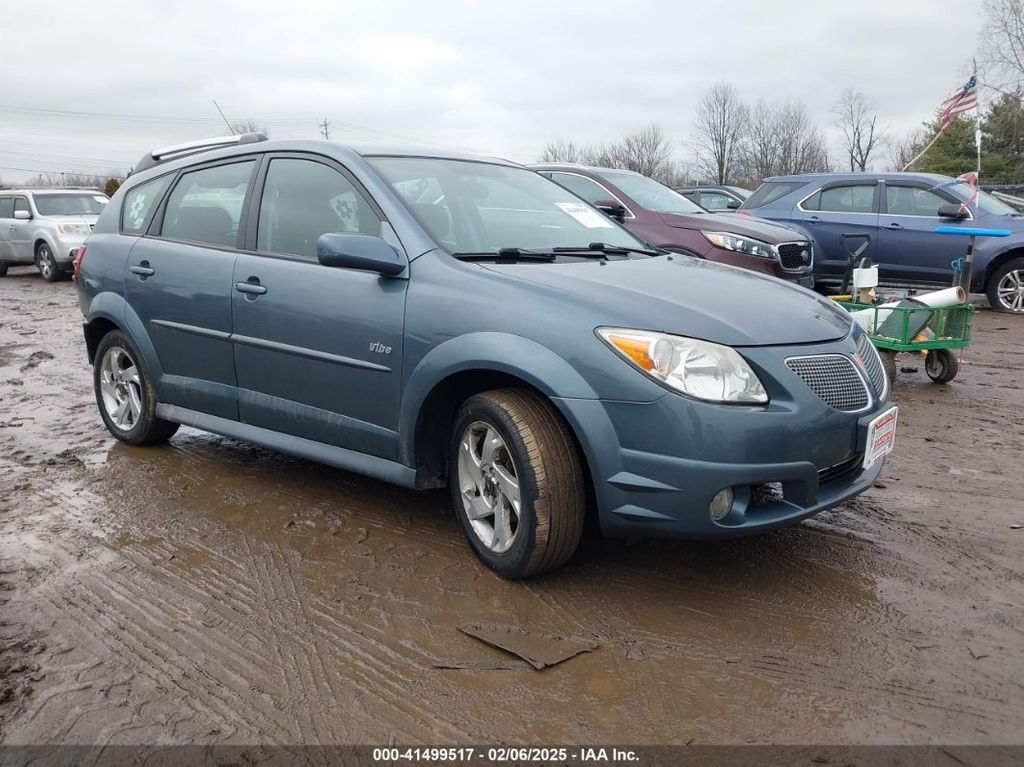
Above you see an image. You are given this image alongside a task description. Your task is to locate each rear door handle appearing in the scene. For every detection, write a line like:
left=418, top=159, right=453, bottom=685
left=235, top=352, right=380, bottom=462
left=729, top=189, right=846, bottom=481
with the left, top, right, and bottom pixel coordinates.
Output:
left=805, top=216, right=821, bottom=224
left=129, top=261, right=155, bottom=277
left=234, top=280, right=267, bottom=296
left=886, top=222, right=904, bottom=230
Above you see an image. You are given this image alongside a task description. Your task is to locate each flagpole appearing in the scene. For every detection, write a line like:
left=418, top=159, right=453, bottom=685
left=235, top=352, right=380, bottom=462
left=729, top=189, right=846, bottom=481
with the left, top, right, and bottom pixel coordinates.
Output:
left=974, top=58, right=982, bottom=180
left=902, top=129, right=944, bottom=171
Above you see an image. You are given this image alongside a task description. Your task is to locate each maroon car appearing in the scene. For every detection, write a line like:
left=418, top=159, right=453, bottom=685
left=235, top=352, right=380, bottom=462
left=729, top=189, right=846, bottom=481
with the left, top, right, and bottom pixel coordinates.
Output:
left=533, top=164, right=814, bottom=285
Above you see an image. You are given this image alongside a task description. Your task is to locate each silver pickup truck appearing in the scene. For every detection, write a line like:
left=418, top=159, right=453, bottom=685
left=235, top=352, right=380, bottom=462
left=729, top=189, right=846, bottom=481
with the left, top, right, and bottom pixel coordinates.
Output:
left=0, top=188, right=108, bottom=281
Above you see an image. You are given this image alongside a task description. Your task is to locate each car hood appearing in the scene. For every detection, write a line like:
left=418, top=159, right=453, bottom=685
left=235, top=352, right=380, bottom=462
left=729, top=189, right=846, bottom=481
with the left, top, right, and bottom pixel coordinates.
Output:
left=483, top=255, right=852, bottom=347
left=659, top=211, right=805, bottom=243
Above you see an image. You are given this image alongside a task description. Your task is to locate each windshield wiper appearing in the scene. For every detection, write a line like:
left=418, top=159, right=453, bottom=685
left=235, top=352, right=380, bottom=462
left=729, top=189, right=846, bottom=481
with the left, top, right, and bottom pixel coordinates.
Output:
left=452, top=248, right=556, bottom=263
left=552, top=242, right=662, bottom=257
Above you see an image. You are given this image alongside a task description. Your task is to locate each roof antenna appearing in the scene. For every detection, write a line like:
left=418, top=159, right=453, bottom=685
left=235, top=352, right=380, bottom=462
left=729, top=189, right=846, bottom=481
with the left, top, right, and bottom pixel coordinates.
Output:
left=213, top=100, right=236, bottom=134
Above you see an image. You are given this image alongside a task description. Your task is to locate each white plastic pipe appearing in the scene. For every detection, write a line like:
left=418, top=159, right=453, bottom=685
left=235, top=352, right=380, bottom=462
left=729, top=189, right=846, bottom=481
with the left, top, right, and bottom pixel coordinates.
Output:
left=848, top=286, right=966, bottom=333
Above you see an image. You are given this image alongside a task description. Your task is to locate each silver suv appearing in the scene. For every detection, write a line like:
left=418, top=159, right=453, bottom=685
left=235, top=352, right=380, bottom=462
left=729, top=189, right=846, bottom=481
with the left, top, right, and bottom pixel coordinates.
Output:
left=0, top=188, right=109, bottom=281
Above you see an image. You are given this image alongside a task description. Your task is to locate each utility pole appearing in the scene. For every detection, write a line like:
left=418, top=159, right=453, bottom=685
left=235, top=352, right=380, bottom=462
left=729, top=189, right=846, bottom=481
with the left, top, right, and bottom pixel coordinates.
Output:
left=319, top=118, right=331, bottom=140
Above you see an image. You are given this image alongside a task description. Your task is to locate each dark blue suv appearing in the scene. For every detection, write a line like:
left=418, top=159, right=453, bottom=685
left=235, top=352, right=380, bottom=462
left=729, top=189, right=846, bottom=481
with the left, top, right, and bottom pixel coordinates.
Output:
left=75, top=135, right=896, bottom=578
left=739, top=172, right=1024, bottom=313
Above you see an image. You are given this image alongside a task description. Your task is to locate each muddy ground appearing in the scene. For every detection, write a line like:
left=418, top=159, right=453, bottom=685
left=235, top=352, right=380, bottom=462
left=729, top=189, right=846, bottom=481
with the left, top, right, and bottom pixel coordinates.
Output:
left=0, top=265, right=1021, bottom=746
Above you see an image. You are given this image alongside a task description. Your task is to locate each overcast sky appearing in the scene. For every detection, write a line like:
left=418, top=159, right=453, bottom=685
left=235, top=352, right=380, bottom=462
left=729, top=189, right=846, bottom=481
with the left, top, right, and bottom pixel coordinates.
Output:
left=0, top=0, right=983, bottom=183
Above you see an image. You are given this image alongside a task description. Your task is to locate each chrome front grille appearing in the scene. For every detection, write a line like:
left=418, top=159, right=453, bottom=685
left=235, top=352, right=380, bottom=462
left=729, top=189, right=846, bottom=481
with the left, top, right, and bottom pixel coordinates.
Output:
left=786, top=354, right=870, bottom=412
left=855, top=332, right=887, bottom=397
left=776, top=242, right=813, bottom=271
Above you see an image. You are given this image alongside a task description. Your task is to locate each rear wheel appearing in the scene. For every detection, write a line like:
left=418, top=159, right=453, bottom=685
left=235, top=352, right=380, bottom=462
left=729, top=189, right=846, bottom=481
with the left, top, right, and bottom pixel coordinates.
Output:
left=35, top=243, right=61, bottom=282
left=925, top=349, right=959, bottom=383
left=93, top=330, right=179, bottom=445
left=0, top=261, right=7, bottom=277
left=986, top=257, right=1024, bottom=313
left=449, top=389, right=585, bottom=579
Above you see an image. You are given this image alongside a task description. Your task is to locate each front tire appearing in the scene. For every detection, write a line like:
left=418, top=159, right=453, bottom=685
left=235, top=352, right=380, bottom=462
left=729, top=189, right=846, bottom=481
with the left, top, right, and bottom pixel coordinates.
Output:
left=0, top=261, right=7, bottom=277
left=93, top=330, right=179, bottom=446
left=35, top=243, right=61, bottom=282
left=448, top=389, right=585, bottom=579
left=987, top=257, right=1024, bottom=313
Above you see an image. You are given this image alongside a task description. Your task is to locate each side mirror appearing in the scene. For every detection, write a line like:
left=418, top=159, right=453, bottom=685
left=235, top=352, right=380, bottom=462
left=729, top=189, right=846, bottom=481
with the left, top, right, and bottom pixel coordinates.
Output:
left=592, top=199, right=627, bottom=223
left=937, top=203, right=969, bottom=220
left=317, top=233, right=406, bottom=276
left=726, top=199, right=741, bottom=210
left=13, top=210, right=31, bottom=220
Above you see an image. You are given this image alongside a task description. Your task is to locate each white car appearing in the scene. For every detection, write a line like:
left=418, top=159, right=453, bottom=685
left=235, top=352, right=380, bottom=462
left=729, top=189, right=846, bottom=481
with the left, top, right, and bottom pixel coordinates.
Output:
left=0, top=188, right=109, bottom=281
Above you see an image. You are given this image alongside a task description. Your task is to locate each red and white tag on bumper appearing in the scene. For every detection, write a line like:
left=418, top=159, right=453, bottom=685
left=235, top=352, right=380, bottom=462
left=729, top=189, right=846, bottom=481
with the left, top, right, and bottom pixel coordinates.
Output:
left=863, top=406, right=898, bottom=469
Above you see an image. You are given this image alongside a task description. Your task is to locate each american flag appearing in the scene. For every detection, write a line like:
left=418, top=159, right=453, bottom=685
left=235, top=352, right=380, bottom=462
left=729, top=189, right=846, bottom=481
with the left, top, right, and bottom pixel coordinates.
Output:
left=940, top=74, right=978, bottom=132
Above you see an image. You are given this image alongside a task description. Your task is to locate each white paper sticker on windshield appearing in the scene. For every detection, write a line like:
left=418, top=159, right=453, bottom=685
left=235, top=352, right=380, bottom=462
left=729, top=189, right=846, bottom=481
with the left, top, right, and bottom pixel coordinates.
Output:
left=555, top=202, right=614, bottom=228
left=94, top=196, right=108, bottom=204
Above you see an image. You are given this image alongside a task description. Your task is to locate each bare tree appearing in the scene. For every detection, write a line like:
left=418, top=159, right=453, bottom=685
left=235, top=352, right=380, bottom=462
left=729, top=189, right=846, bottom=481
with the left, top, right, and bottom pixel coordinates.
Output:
left=614, top=124, right=675, bottom=179
left=735, top=99, right=829, bottom=183
left=538, top=138, right=585, bottom=164
left=885, top=130, right=924, bottom=171
left=832, top=89, right=883, bottom=171
left=981, top=0, right=1024, bottom=91
left=693, top=83, right=748, bottom=183
left=538, top=125, right=680, bottom=184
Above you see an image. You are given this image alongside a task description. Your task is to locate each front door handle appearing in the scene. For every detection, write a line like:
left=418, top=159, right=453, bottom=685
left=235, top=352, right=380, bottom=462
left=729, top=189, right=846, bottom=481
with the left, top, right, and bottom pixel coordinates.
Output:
left=234, top=280, right=267, bottom=296
left=886, top=222, right=904, bottom=231
left=129, top=261, right=155, bottom=278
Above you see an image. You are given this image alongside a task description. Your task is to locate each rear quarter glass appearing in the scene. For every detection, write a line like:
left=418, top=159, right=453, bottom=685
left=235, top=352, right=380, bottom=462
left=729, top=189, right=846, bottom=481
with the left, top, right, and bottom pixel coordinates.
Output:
left=743, top=181, right=806, bottom=209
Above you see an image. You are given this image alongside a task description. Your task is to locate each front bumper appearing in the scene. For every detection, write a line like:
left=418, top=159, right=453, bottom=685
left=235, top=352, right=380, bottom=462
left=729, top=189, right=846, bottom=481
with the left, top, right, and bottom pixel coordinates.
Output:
left=554, top=337, right=891, bottom=539
left=53, top=235, right=88, bottom=264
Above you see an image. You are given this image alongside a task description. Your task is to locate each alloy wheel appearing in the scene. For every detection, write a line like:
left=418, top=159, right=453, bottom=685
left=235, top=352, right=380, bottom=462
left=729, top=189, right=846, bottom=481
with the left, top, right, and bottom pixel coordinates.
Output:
left=38, top=247, right=53, bottom=279
left=456, top=421, right=521, bottom=553
left=99, top=346, right=143, bottom=431
left=996, top=268, right=1024, bottom=312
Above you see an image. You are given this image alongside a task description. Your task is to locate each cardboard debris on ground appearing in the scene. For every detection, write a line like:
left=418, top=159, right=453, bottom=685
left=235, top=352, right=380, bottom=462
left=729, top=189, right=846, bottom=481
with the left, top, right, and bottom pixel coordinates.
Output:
left=431, top=659, right=532, bottom=670
left=457, top=621, right=598, bottom=670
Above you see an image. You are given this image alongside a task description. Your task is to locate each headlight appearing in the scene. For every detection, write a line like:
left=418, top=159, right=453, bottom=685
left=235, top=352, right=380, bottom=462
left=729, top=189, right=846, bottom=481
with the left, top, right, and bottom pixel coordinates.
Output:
left=598, top=328, right=768, bottom=404
left=702, top=231, right=775, bottom=258
left=57, top=222, right=90, bottom=235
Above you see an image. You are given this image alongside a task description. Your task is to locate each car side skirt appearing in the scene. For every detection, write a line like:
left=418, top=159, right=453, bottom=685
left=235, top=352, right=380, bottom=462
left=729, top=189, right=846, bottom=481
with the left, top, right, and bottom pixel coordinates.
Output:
left=155, top=404, right=424, bottom=490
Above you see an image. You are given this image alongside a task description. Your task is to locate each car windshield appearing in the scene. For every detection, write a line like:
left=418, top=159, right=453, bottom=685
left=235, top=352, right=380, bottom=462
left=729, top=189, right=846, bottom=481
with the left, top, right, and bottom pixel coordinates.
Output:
left=368, top=157, right=647, bottom=255
left=947, top=182, right=1018, bottom=216
left=33, top=193, right=108, bottom=216
left=595, top=171, right=705, bottom=214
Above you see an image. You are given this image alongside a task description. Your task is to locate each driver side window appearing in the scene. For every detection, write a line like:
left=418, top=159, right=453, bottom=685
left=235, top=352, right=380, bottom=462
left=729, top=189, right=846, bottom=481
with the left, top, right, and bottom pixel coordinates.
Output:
left=257, top=158, right=381, bottom=260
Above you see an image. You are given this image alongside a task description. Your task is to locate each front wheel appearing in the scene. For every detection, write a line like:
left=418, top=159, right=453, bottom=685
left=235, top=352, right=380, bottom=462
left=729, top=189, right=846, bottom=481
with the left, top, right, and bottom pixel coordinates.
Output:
left=35, top=243, right=62, bottom=282
left=93, top=330, right=179, bottom=445
left=986, top=257, right=1024, bottom=313
left=925, top=349, right=959, bottom=383
left=448, top=389, right=585, bottom=579
left=0, top=261, right=7, bottom=277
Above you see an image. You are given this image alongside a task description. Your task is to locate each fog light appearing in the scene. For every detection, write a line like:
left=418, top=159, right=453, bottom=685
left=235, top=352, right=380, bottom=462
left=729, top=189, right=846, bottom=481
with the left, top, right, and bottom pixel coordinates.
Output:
left=709, top=488, right=734, bottom=521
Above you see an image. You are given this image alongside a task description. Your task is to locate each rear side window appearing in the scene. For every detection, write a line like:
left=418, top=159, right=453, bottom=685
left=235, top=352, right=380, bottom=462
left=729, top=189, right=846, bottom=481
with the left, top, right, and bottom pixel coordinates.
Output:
left=160, top=161, right=255, bottom=248
left=0, top=197, right=12, bottom=218
left=742, top=181, right=805, bottom=209
left=14, top=197, right=30, bottom=215
left=802, top=184, right=875, bottom=213
left=121, top=176, right=171, bottom=234
left=256, top=158, right=380, bottom=259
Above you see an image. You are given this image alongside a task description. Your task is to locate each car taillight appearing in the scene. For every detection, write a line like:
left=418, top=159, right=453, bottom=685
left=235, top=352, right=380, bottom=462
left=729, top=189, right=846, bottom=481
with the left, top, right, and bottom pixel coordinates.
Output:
left=72, top=246, right=86, bottom=283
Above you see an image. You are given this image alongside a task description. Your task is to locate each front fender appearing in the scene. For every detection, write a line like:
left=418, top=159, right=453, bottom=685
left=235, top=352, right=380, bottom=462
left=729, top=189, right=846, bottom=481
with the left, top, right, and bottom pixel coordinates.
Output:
left=398, top=332, right=601, bottom=464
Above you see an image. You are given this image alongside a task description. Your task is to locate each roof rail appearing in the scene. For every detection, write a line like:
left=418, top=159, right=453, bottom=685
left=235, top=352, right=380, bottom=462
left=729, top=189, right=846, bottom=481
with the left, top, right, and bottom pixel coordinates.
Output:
left=132, top=132, right=267, bottom=174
